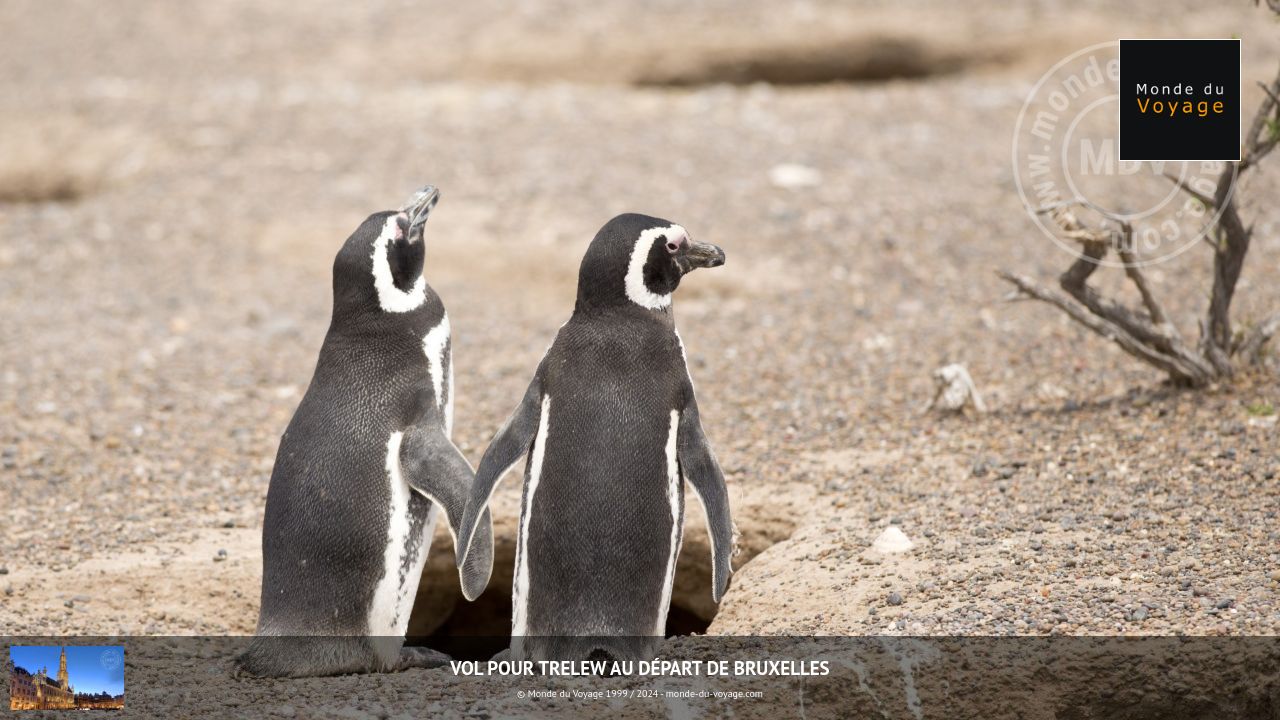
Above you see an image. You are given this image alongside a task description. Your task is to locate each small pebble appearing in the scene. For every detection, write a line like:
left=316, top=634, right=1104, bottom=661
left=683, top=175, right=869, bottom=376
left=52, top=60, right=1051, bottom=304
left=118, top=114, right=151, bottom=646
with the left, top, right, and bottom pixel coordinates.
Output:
left=887, top=591, right=903, bottom=606
left=768, top=163, right=822, bottom=189
left=871, top=526, right=914, bottom=554
left=214, top=549, right=228, bottom=562
left=1215, top=598, right=1235, bottom=610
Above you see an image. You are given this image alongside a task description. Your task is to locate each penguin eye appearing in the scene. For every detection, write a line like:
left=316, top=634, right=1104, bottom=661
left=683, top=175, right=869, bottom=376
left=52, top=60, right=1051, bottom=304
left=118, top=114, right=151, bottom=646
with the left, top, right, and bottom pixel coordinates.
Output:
left=662, top=236, right=680, bottom=253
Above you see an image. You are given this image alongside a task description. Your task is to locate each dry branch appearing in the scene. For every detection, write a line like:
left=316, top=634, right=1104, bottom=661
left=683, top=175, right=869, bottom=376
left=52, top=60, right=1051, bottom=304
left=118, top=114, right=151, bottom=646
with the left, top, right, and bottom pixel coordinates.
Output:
left=1239, top=313, right=1280, bottom=361
left=1160, top=172, right=1216, bottom=210
left=998, top=271, right=1214, bottom=384
left=1000, top=50, right=1280, bottom=386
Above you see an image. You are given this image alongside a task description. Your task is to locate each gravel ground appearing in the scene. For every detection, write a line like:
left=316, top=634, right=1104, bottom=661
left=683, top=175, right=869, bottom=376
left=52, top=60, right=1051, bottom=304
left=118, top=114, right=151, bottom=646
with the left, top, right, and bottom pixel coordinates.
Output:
left=2, top=0, right=1280, bottom=714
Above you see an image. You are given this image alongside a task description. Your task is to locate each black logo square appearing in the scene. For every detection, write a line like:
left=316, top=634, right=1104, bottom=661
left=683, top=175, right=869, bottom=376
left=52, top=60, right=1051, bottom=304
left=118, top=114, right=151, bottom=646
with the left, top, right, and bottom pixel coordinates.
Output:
left=1119, top=39, right=1240, bottom=161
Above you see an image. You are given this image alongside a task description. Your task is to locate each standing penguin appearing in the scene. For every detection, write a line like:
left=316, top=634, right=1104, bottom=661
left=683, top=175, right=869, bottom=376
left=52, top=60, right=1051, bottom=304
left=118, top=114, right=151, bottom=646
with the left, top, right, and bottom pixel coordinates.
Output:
left=455, top=213, right=734, bottom=662
left=235, top=187, right=494, bottom=678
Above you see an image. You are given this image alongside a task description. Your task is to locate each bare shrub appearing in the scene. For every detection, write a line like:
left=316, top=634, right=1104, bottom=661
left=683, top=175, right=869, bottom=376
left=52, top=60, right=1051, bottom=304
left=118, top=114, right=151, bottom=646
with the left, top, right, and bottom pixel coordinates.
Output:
left=1000, top=58, right=1280, bottom=387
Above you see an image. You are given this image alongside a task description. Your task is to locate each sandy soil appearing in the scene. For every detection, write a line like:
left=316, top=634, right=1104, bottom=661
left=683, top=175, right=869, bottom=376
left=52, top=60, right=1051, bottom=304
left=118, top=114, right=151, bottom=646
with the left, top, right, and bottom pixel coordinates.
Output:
left=2, top=0, right=1280, bottom=715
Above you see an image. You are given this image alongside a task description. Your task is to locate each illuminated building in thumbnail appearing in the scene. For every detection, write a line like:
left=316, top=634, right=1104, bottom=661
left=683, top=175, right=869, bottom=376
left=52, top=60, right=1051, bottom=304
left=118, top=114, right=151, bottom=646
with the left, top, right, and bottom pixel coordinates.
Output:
left=76, top=691, right=126, bottom=709
left=8, top=647, right=75, bottom=710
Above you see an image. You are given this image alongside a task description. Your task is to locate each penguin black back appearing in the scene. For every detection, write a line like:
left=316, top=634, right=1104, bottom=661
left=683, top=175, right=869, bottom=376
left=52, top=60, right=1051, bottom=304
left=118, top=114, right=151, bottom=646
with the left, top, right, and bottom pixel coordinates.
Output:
left=237, top=187, right=494, bottom=678
left=457, top=212, right=734, bottom=663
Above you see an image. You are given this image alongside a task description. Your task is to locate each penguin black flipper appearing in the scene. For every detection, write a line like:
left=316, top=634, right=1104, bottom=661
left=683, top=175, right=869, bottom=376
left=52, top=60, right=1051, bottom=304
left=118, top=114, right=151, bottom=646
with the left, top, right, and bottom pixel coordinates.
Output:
left=456, top=371, right=544, bottom=568
left=678, top=392, right=735, bottom=602
left=399, top=425, right=495, bottom=601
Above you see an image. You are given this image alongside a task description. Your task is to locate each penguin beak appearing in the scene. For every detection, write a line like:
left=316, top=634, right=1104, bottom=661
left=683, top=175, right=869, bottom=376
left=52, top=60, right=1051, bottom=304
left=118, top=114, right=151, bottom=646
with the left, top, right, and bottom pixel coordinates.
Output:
left=399, top=185, right=440, bottom=243
left=681, top=242, right=726, bottom=273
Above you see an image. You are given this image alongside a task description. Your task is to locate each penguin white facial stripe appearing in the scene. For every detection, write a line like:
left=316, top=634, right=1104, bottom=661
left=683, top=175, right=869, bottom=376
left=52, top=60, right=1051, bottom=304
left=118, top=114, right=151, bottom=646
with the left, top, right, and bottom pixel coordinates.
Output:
left=512, top=394, right=552, bottom=638
left=422, top=313, right=450, bottom=419
left=371, top=216, right=427, bottom=313
left=656, top=409, right=682, bottom=636
left=624, top=224, right=686, bottom=310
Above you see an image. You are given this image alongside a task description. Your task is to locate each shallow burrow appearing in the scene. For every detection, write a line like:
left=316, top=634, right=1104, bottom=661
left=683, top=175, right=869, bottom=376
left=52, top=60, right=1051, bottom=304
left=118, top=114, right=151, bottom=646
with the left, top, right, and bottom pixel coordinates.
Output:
left=633, top=34, right=1014, bottom=87
left=406, top=503, right=795, bottom=658
left=455, top=16, right=1035, bottom=87
left=0, top=114, right=135, bottom=204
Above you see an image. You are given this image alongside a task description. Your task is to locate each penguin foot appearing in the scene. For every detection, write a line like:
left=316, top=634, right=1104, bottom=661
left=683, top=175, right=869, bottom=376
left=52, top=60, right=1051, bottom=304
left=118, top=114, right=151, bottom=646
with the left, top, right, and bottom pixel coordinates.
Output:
left=395, top=646, right=452, bottom=671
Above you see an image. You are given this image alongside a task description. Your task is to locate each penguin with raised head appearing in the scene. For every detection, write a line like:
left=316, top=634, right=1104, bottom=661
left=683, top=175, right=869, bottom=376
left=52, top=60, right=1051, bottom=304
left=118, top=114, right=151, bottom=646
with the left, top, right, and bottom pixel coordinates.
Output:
left=455, top=213, right=735, bottom=662
left=235, top=186, right=494, bottom=678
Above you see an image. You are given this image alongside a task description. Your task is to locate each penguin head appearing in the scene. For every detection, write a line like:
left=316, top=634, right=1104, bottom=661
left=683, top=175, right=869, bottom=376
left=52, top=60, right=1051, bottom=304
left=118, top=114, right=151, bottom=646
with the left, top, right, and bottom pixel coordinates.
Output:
left=331, top=186, right=440, bottom=315
left=575, top=213, right=726, bottom=312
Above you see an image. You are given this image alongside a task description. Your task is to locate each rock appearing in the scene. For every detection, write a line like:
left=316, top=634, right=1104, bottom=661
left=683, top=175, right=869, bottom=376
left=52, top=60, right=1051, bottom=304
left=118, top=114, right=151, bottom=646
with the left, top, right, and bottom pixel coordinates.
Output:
left=927, top=364, right=986, bottom=414
left=768, top=163, right=822, bottom=189
left=871, top=526, right=915, bottom=554
left=887, top=591, right=903, bottom=606
left=1215, top=598, right=1235, bottom=610
left=0, top=566, right=7, bottom=574
left=1269, top=570, right=1280, bottom=583
left=214, top=549, right=228, bottom=562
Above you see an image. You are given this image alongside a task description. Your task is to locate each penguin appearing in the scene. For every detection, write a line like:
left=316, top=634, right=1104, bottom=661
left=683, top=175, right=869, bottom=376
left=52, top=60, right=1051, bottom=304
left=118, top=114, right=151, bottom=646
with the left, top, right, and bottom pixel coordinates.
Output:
left=234, top=186, right=494, bottom=678
left=454, top=213, right=734, bottom=663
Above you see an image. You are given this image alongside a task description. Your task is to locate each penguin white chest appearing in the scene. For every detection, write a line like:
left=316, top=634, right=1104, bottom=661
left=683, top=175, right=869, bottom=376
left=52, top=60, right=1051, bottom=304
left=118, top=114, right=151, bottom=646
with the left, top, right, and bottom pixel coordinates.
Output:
left=421, top=313, right=453, bottom=435
left=655, top=409, right=683, bottom=635
left=368, top=431, right=438, bottom=638
left=367, top=314, right=453, bottom=638
left=510, top=400, right=684, bottom=637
